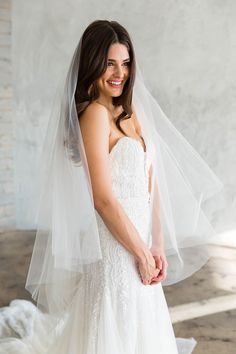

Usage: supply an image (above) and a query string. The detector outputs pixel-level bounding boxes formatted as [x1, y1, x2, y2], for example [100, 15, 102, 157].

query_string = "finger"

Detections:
[150, 277, 162, 285]
[153, 255, 163, 270]
[151, 267, 167, 284]
[153, 254, 162, 267]
[150, 281, 160, 286]
[161, 258, 168, 275]
[155, 269, 167, 283]
[160, 255, 168, 269]
[145, 279, 152, 285]
[142, 277, 148, 285]
[150, 272, 163, 284]
[153, 267, 161, 278]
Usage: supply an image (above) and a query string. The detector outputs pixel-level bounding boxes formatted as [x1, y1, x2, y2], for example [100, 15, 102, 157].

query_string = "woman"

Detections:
[48, 20, 178, 352]
[78, 31, 167, 288]
[0, 19, 224, 353]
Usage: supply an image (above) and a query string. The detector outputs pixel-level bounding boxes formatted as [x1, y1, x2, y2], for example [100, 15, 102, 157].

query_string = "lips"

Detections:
[107, 80, 123, 88]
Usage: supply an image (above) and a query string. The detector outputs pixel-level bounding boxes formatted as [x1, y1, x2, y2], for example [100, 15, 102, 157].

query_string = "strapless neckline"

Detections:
[109, 136, 147, 156]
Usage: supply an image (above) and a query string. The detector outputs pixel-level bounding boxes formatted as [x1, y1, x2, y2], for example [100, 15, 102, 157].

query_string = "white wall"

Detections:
[1, 0, 235, 230]
[0, 0, 14, 229]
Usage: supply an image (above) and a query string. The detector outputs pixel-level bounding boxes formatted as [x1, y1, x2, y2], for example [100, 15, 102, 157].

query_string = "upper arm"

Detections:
[148, 164, 153, 194]
[79, 103, 114, 209]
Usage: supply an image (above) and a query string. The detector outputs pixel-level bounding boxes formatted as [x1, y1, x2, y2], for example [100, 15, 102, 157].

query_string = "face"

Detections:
[96, 42, 130, 100]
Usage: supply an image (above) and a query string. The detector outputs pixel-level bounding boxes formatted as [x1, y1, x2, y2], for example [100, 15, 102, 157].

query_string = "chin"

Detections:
[112, 92, 123, 97]
[108, 90, 123, 98]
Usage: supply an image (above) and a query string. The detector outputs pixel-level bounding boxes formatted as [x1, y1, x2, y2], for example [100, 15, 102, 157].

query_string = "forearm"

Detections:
[95, 197, 150, 262]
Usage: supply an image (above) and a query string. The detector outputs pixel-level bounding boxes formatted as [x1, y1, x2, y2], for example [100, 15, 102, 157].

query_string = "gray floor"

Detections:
[0, 230, 235, 353]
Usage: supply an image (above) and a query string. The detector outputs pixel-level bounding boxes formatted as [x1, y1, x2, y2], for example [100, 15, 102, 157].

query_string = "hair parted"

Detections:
[75, 19, 136, 134]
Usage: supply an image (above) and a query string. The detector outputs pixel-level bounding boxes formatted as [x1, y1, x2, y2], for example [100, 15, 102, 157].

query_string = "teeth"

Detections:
[108, 81, 122, 85]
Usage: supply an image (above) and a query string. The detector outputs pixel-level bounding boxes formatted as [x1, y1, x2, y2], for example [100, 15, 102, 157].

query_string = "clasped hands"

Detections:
[136, 246, 168, 286]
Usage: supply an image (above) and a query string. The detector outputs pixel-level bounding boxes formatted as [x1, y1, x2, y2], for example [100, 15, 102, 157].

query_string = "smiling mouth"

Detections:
[107, 80, 123, 88]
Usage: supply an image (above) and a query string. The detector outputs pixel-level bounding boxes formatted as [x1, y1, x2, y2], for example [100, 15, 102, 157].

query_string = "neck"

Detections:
[96, 94, 114, 110]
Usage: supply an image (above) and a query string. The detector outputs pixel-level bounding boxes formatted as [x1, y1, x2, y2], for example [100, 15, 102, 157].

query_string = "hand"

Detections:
[136, 249, 161, 285]
[149, 246, 168, 285]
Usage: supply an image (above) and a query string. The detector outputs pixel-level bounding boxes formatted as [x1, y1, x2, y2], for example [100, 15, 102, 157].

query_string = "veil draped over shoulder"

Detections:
[24, 28, 226, 344]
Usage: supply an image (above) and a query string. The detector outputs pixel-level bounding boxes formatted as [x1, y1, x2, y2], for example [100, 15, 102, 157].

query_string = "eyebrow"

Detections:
[107, 58, 130, 62]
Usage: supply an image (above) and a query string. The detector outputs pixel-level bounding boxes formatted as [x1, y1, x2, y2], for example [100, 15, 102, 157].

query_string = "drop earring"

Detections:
[88, 83, 94, 96]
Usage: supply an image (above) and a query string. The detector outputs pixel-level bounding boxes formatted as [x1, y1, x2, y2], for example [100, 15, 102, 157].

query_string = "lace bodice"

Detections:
[109, 136, 152, 203]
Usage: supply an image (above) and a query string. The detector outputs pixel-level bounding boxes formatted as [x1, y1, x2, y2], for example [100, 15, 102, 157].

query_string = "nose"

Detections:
[114, 64, 125, 78]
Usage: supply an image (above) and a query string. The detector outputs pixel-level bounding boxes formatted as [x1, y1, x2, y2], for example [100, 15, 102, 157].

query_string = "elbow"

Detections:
[94, 194, 116, 212]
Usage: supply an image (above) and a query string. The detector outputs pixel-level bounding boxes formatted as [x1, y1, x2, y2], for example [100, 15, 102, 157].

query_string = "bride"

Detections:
[0, 19, 224, 353]
[79, 43, 167, 288]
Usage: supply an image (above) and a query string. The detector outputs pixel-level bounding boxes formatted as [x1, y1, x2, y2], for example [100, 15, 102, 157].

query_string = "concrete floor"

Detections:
[0, 230, 235, 353]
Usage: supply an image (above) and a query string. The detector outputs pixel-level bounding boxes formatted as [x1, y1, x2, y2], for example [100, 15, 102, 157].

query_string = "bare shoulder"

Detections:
[78, 101, 113, 164]
[79, 102, 111, 138]
[80, 101, 111, 125]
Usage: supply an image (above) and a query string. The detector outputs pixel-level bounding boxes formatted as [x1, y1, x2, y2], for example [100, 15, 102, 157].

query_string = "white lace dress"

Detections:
[0, 136, 197, 354]
[43, 136, 197, 354]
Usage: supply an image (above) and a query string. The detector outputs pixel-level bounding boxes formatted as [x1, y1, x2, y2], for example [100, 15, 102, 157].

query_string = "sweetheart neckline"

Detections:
[109, 136, 147, 156]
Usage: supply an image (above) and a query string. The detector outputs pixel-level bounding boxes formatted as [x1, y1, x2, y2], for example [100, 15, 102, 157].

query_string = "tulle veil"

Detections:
[23, 23, 227, 350]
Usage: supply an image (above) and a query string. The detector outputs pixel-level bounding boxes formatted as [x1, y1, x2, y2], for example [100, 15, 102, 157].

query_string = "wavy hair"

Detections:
[75, 20, 136, 134]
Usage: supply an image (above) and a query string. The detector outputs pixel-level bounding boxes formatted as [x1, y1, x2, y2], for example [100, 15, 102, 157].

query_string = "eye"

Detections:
[107, 62, 130, 67]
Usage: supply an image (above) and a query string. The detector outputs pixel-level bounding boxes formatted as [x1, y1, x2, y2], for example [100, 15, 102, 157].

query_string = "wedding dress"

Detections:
[0, 135, 197, 354]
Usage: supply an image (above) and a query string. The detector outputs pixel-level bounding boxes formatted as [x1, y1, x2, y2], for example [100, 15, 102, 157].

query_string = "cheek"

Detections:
[97, 77, 105, 88]
[125, 67, 130, 76]
[100, 72, 110, 84]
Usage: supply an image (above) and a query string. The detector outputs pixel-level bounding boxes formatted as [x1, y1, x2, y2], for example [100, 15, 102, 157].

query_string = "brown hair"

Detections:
[75, 20, 136, 135]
